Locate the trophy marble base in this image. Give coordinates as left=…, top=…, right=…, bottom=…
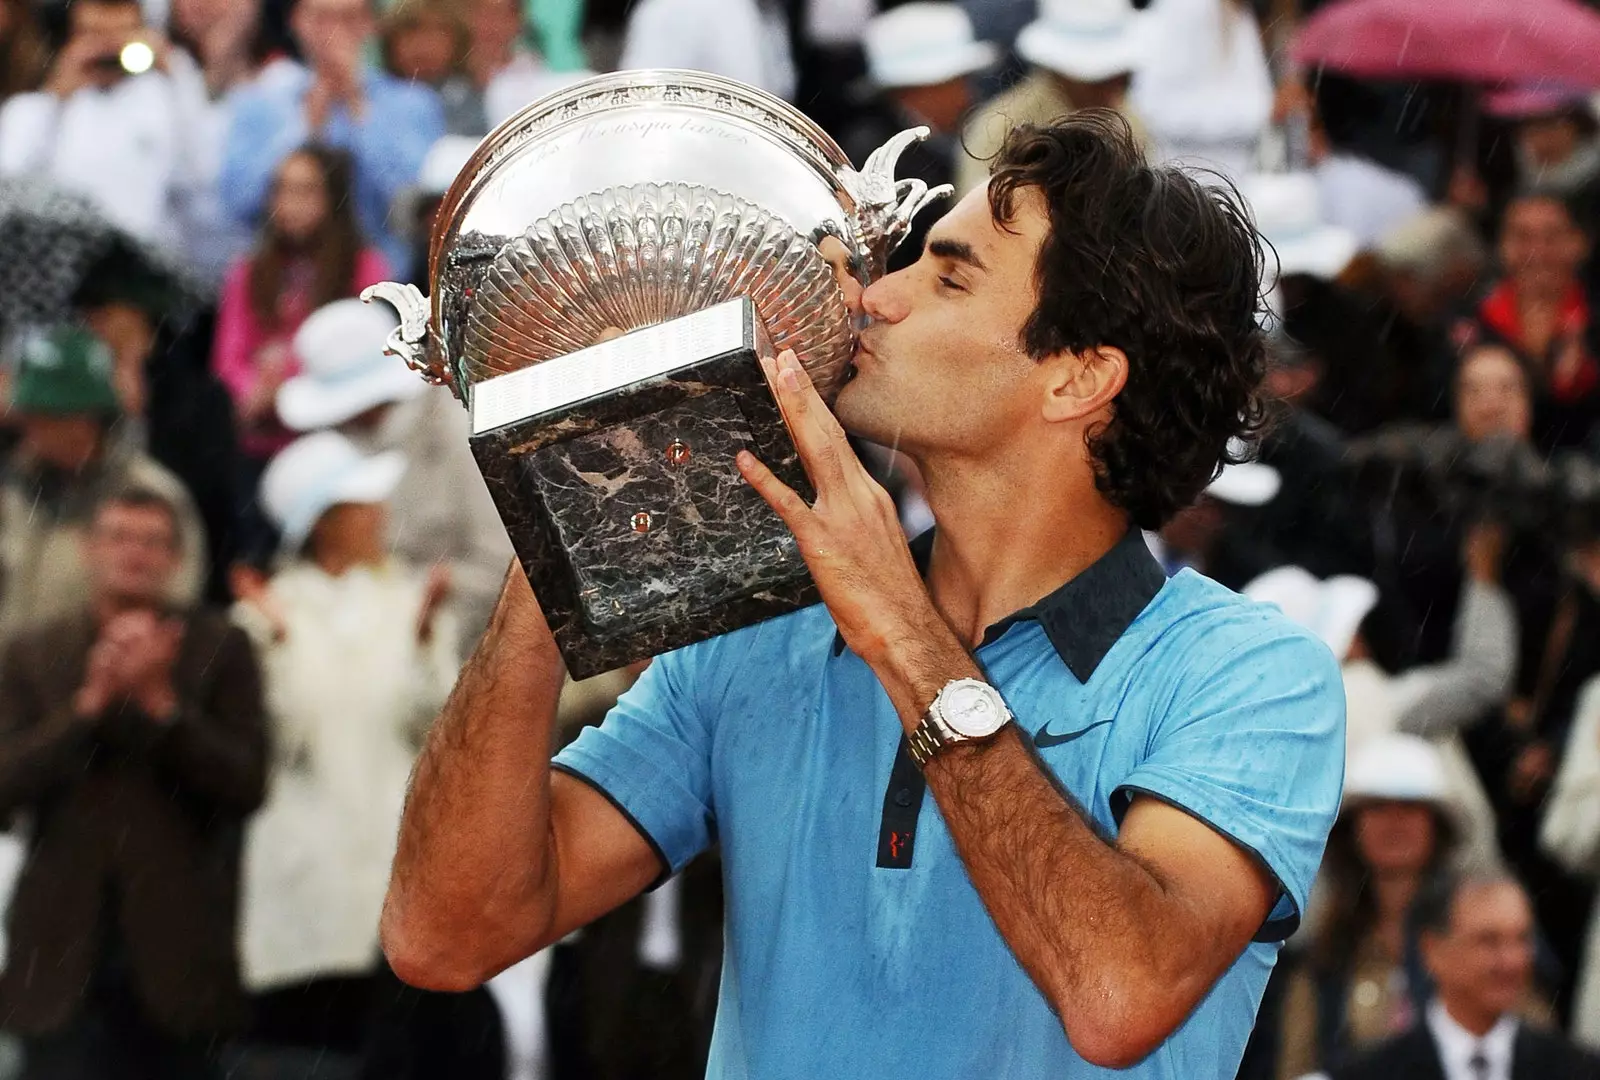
left=469, top=299, right=820, bottom=679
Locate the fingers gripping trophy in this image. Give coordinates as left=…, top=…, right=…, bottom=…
left=364, top=70, right=947, bottom=677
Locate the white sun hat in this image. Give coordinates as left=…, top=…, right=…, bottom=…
left=1343, top=733, right=1450, bottom=806
left=1016, top=0, right=1149, bottom=84
left=1240, top=172, right=1360, bottom=288
left=864, top=3, right=1000, bottom=90
left=260, top=430, right=407, bottom=551
left=277, top=299, right=425, bottom=432
left=1243, top=565, right=1379, bottom=662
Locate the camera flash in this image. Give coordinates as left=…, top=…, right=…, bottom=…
left=120, top=41, right=155, bottom=75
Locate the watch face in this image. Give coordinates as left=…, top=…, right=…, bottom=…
left=940, top=681, right=1010, bottom=739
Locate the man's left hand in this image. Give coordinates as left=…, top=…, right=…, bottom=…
left=737, top=349, right=938, bottom=664
left=100, top=612, right=184, bottom=723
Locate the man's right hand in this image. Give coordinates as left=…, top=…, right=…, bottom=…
left=44, top=37, right=102, bottom=99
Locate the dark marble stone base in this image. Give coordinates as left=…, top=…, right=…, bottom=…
left=470, top=302, right=818, bottom=678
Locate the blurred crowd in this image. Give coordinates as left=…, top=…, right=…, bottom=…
left=3, top=0, right=1600, bottom=1077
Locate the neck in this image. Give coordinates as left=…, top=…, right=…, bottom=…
left=918, top=449, right=1128, bottom=647
left=1514, top=277, right=1572, bottom=308
left=1439, top=994, right=1504, bottom=1039
left=1372, top=869, right=1422, bottom=918
left=312, top=537, right=385, bottom=577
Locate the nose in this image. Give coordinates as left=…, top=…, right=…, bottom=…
left=861, top=270, right=910, bottom=325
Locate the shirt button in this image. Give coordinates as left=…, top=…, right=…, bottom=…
left=893, top=788, right=913, bottom=807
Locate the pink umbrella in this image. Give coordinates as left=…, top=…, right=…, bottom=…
left=1291, top=0, right=1600, bottom=88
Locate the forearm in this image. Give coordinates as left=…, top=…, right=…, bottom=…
left=1394, top=579, right=1516, bottom=737
left=873, top=626, right=1217, bottom=1065
left=382, top=565, right=567, bottom=987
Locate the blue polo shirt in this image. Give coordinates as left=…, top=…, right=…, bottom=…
left=554, top=528, right=1345, bottom=1078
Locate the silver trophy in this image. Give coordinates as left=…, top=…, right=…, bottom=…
left=365, top=70, right=948, bottom=677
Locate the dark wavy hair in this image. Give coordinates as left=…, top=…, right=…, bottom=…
left=987, top=111, right=1270, bottom=529
left=249, top=145, right=364, bottom=328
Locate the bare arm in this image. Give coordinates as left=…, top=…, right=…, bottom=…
left=381, top=564, right=660, bottom=991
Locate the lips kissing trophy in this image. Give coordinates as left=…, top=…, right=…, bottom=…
left=364, top=70, right=947, bottom=678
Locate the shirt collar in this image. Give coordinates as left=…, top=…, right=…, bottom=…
left=831, top=525, right=1167, bottom=683
left=1426, top=998, right=1519, bottom=1080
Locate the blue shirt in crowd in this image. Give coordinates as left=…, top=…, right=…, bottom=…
left=219, top=64, right=443, bottom=272
left=555, top=528, right=1346, bottom=1079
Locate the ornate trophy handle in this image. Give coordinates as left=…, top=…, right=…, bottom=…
left=837, top=126, right=955, bottom=280
left=360, top=281, right=454, bottom=393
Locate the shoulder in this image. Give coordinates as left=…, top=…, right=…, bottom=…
left=354, top=247, right=394, bottom=285
left=183, top=606, right=254, bottom=654
left=1146, top=570, right=1341, bottom=688
left=1328, top=1025, right=1438, bottom=1079
left=3, top=611, right=92, bottom=665
left=1517, top=1027, right=1600, bottom=1073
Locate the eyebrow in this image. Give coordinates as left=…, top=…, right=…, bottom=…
left=927, top=238, right=988, bottom=273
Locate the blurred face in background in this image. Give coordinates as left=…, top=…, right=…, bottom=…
left=292, top=0, right=373, bottom=75
left=892, top=77, right=971, bottom=136
left=1518, top=113, right=1585, bottom=170
left=1499, top=195, right=1588, bottom=298
left=269, top=151, right=332, bottom=247
left=1353, top=799, right=1440, bottom=875
left=86, top=500, right=180, bottom=607
left=170, top=0, right=256, bottom=42
left=308, top=501, right=388, bottom=565
left=386, top=6, right=459, bottom=84
left=467, top=0, right=522, bottom=65
left=1423, top=881, right=1536, bottom=1025
left=70, top=0, right=146, bottom=90
left=1456, top=344, right=1533, bottom=443
left=18, top=414, right=103, bottom=472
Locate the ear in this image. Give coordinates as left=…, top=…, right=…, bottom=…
left=1040, top=345, right=1128, bottom=425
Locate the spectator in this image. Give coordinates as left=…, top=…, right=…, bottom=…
left=955, top=0, right=1148, bottom=196
left=213, top=146, right=390, bottom=548
left=1484, top=87, right=1600, bottom=231
left=1325, top=874, right=1600, bottom=1080
left=842, top=3, right=996, bottom=269
left=1455, top=190, right=1600, bottom=452
left=1276, top=735, right=1465, bottom=1079
left=1130, top=0, right=1273, bottom=181
left=0, top=0, right=48, bottom=99
left=463, top=0, right=587, bottom=133
left=220, top=0, right=444, bottom=271
left=1246, top=545, right=1512, bottom=871
left=0, top=0, right=208, bottom=251
left=165, top=0, right=268, bottom=282
left=1544, top=645, right=1600, bottom=1051
left=0, top=485, right=267, bottom=1080
left=1150, top=456, right=1284, bottom=588
left=1369, top=209, right=1490, bottom=421
left=618, top=0, right=795, bottom=102
left=394, top=133, right=477, bottom=285
left=233, top=430, right=469, bottom=1065
left=0, top=325, right=206, bottom=645
left=276, top=299, right=512, bottom=644
left=380, top=0, right=469, bottom=118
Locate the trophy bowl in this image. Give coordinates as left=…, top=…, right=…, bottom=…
left=365, top=70, right=947, bottom=677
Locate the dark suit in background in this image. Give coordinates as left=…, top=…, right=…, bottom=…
left=1329, top=1021, right=1600, bottom=1080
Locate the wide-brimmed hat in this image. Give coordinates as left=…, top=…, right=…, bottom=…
left=259, top=430, right=407, bottom=551
left=1343, top=733, right=1450, bottom=806
left=864, top=3, right=999, bottom=90
left=277, top=299, right=424, bottom=432
left=6, top=324, right=119, bottom=416
left=1240, top=172, right=1360, bottom=286
left=1017, top=0, right=1148, bottom=83
left=1243, top=565, right=1379, bottom=662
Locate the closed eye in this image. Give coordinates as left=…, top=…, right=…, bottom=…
left=938, top=276, right=966, bottom=293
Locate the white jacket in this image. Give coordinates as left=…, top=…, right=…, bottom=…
left=0, top=61, right=209, bottom=252
left=233, top=559, right=459, bottom=991
left=1540, top=676, right=1600, bottom=1050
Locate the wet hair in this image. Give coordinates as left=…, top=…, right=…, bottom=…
left=96, top=485, right=182, bottom=551
left=987, top=111, right=1270, bottom=529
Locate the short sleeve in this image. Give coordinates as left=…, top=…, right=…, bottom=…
left=553, top=646, right=717, bottom=879
left=1112, top=626, right=1345, bottom=942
